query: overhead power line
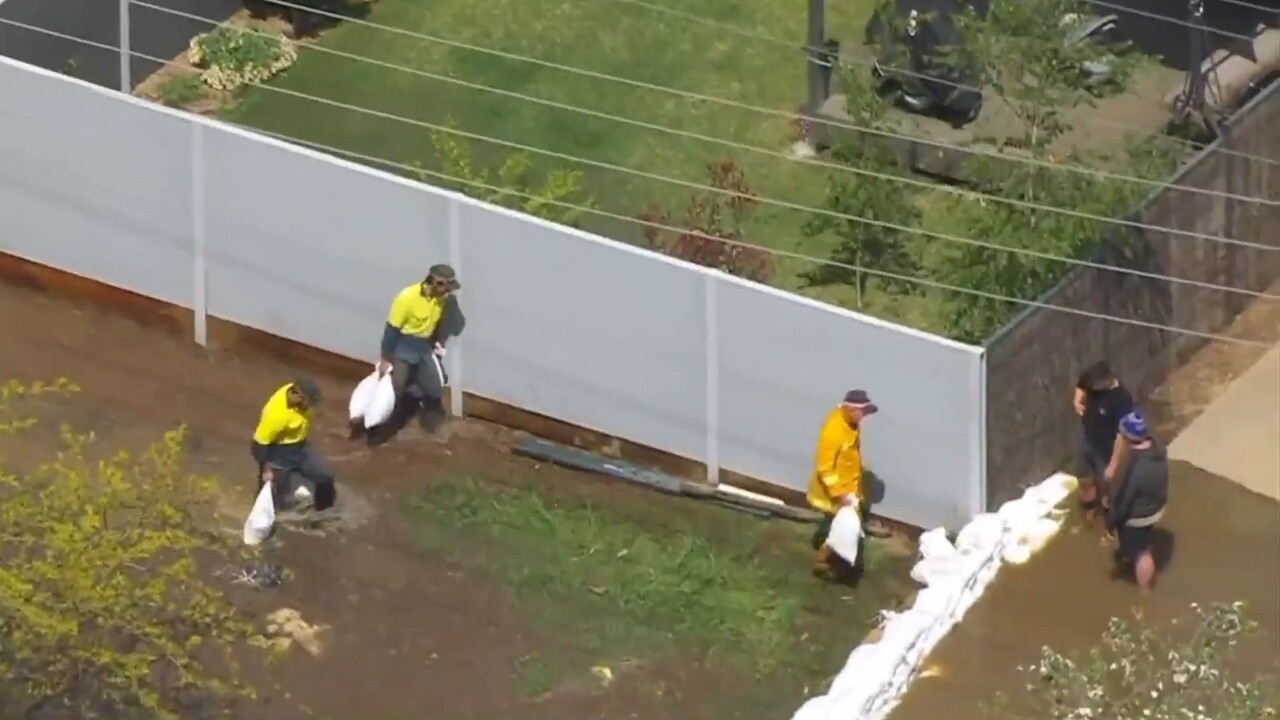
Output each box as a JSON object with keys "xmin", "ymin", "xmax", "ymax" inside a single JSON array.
[
  {"xmin": 131, "ymin": 0, "xmax": 1280, "ymax": 221},
  {"xmin": 130, "ymin": 0, "xmax": 1280, "ymax": 175}
]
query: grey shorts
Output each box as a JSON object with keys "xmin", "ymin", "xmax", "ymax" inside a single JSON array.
[{"xmin": 1073, "ymin": 436, "xmax": 1111, "ymax": 485}]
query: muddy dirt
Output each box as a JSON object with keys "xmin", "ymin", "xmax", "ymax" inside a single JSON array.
[
  {"xmin": 890, "ymin": 284, "xmax": 1280, "ymax": 720},
  {"xmin": 0, "ymin": 281, "xmax": 915, "ymax": 720}
]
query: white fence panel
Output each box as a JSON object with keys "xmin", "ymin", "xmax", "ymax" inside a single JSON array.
[
  {"xmin": 0, "ymin": 59, "xmax": 193, "ymax": 307},
  {"xmin": 716, "ymin": 276, "xmax": 983, "ymax": 529},
  {"xmin": 456, "ymin": 199, "xmax": 708, "ymax": 461},
  {"xmin": 201, "ymin": 124, "xmax": 451, "ymax": 362}
]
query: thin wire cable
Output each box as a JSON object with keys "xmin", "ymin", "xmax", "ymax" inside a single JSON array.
[
  {"xmin": 129, "ymin": 1, "xmax": 1280, "ymax": 216},
  {"xmin": 8, "ymin": 15, "xmax": 1280, "ymax": 301},
  {"xmin": 129, "ymin": 0, "xmax": 1280, "ymax": 174},
  {"xmin": 233, "ymin": 127, "xmax": 1280, "ymax": 348},
  {"xmin": 0, "ymin": 16, "xmax": 1272, "ymax": 346},
  {"xmin": 121, "ymin": 46, "xmax": 1280, "ymax": 254}
]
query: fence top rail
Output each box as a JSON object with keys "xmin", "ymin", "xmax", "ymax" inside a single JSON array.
[{"xmin": 0, "ymin": 54, "xmax": 980, "ymax": 353}]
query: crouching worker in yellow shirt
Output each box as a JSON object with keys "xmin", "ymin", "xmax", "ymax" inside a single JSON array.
[
  {"xmin": 371, "ymin": 264, "xmax": 465, "ymax": 435},
  {"xmin": 808, "ymin": 389, "xmax": 878, "ymax": 582},
  {"xmin": 251, "ymin": 377, "xmax": 336, "ymax": 513}
]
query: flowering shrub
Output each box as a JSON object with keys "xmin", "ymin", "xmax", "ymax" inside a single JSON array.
[
  {"xmin": 996, "ymin": 602, "xmax": 1277, "ymax": 720},
  {"xmin": 187, "ymin": 26, "xmax": 297, "ymax": 92}
]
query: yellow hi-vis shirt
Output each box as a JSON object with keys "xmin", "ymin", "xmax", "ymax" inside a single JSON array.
[
  {"xmin": 807, "ymin": 407, "xmax": 864, "ymax": 513},
  {"xmin": 388, "ymin": 283, "xmax": 445, "ymax": 339},
  {"xmin": 252, "ymin": 383, "xmax": 312, "ymax": 446}
]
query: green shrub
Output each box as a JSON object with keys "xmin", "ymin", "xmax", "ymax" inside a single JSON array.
[{"xmin": 187, "ymin": 25, "xmax": 298, "ymax": 92}]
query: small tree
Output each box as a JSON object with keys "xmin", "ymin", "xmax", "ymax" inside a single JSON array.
[
  {"xmin": 637, "ymin": 158, "xmax": 773, "ymax": 283},
  {"xmin": 421, "ymin": 117, "xmax": 593, "ymax": 228},
  {"xmin": 0, "ymin": 379, "xmax": 262, "ymax": 719},
  {"xmin": 802, "ymin": 72, "xmax": 922, "ymax": 306},
  {"xmin": 990, "ymin": 602, "xmax": 1278, "ymax": 720}
]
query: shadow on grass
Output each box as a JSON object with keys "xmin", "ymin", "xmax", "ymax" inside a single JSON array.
[{"xmin": 405, "ymin": 475, "xmax": 917, "ymax": 712}]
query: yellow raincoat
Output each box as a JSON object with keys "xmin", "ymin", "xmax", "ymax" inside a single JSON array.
[{"xmin": 807, "ymin": 407, "xmax": 864, "ymax": 513}]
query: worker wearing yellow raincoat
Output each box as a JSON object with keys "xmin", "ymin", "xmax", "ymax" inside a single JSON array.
[{"xmin": 807, "ymin": 389, "xmax": 878, "ymax": 580}]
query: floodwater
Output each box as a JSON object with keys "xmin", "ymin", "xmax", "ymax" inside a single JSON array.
[{"xmin": 891, "ymin": 461, "xmax": 1280, "ymax": 719}]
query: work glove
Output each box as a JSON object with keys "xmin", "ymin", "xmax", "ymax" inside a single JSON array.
[{"xmin": 433, "ymin": 343, "xmax": 447, "ymax": 359}]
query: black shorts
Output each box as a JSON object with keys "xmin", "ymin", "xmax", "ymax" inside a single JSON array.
[
  {"xmin": 1117, "ymin": 524, "xmax": 1155, "ymax": 562},
  {"xmin": 1073, "ymin": 435, "xmax": 1112, "ymax": 485},
  {"xmin": 811, "ymin": 512, "xmax": 835, "ymax": 550}
]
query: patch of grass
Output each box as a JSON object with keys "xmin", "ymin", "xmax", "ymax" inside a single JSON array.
[
  {"xmin": 409, "ymin": 477, "xmax": 805, "ymax": 669},
  {"xmin": 513, "ymin": 653, "xmax": 559, "ymax": 698},
  {"xmin": 220, "ymin": 0, "xmax": 885, "ymax": 304},
  {"xmin": 408, "ymin": 475, "xmax": 914, "ymax": 682},
  {"xmin": 155, "ymin": 73, "xmax": 209, "ymax": 108}
]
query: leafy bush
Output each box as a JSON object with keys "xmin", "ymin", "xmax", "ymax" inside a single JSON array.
[
  {"xmin": 418, "ymin": 117, "xmax": 592, "ymax": 227},
  {"xmin": 188, "ymin": 25, "xmax": 298, "ymax": 92},
  {"xmin": 991, "ymin": 602, "xmax": 1278, "ymax": 720},
  {"xmin": 637, "ymin": 158, "xmax": 773, "ymax": 283},
  {"xmin": 0, "ymin": 379, "xmax": 262, "ymax": 718}
]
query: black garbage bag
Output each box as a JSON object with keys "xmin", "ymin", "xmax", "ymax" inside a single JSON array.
[{"xmin": 865, "ymin": 0, "xmax": 988, "ymax": 125}]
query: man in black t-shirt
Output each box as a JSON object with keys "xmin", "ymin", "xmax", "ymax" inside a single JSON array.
[{"xmin": 1072, "ymin": 361, "xmax": 1134, "ymax": 522}]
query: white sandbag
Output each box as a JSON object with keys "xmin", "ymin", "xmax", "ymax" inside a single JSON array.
[
  {"xmin": 917, "ymin": 527, "xmax": 956, "ymax": 560},
  {"xmin": 827, "ymin": 505, "xmax": 864, "ymax": 565},
  {"xmin": 348, "ymin": 369, "xmax": 380, "ymax": 421},
  {"xmin": 363, "ymin": 372, "xmax": 397, "ymax": 429},
  {"xmin": 243, "ymin": 481, "xmax": 276, "ymax": 546},
  {"xmin": 954, "ymin": 513, "xmax": 1004, "ymax": 555}
]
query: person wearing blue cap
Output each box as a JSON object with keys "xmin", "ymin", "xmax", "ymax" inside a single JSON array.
[{"xmin": 1106, "ymin": 410, "xmax": 1168, "ymax": 593}]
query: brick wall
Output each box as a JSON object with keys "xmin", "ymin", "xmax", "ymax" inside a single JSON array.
[{"xmin": 983, "ymin": 84, "xmax": 1280, "ymax": 508}]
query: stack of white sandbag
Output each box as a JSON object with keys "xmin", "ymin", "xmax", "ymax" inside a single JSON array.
[
  {"xmin": 348, "ymin": 364, "xmax": 397, "ymax": 429},
  {"xmin": 788, "ymin": 472, "xmax": 1077, "ymax": 720}
]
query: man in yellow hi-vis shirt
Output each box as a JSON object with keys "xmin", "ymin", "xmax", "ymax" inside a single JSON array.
[
  {"xmin": 251, "ymin": 377, "xmax": 336, "ymax": 512},
  {"xmin": 372, "ymin": 264, "xmax": 466, "ymax": 435},
  {"xmin": 808, "ymin": 389, "xmax": 879, "ymax": 581}
]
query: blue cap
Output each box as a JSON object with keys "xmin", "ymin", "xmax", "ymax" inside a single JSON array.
[{"xmin": 1119, "ymin": 410, "xmax": 1149, "ymax": 439}]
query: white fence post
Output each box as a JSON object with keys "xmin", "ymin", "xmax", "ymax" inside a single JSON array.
[
  {"xmin": 191, "ymin": 122, "xmax": 208, "ymax": 347},
  {"xmin": 446, "ymin": 196, "xmax": 464, "ymax": 417},
  {"xmin": 118, "ymin": 0, "xmax": 131, "ymax": 92},
  {"xmin": 704, "ymin": 271, "xmax": 720, "ymax": 486}
]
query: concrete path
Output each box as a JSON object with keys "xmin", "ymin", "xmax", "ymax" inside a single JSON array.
[{"xmin": 1169, "ymin": 346, "xmax": 1280, "ymax": 501}]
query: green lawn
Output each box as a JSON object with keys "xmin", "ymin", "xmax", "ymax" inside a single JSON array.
[
  {"xmin": 406, "ymin": 474, "xmax": 916, "ymax": 716},
  {"xmin": 222, "ymin": 0, "xmax": 883, "ymax": 292}
]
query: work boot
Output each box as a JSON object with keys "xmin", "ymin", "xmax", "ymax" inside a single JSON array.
[
  {"xmin": 812, "ymin": 546, "xmax": 836, "ymax": 581},
  {"xmin": 417, "ymin": 399, "xmax": 447, "ymax": 435}
]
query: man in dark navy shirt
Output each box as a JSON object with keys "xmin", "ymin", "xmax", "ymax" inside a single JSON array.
[{"xmin": 1072, "ymin": 361, "xmax": 1134, "ymax": 523}]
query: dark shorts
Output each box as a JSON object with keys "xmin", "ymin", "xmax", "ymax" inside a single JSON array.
[
  {"xmin": 811, "ymin": 512, "xmax": 835, "ymax": 550},
  {"xmin": 1117, "ymin": 523, "xmax": 1155, "ymax": 562},
  {"xmin": 1073, "ymin": 435, "xmax": 1112, "ymax": 485}
]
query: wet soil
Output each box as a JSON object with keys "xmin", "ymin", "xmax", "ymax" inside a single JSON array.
[{"xmin": 0, "ymin": 281, "xmax": 915, "ymax": 720}]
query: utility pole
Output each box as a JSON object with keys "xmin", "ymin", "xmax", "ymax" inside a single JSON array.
[{"xmin": 806, "ymin": 0, "xmax": 826, "ymax": 114}]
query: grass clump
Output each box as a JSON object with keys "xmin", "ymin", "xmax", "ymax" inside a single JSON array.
[{"xmin": 408, "ymin": 476, "xmax": 805, "ymax": 670}]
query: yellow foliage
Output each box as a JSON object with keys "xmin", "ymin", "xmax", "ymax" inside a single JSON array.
[{"xmin": 0, "ymin": 379, "xmax": 262, "ymax": 718}]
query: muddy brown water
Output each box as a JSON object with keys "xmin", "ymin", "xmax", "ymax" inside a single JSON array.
[{"xmin": 891, "ymin": 461, "xmax": 1280, "ymax": 719}]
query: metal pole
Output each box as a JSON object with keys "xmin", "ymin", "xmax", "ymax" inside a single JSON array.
[
  {"xmin": 806, "ymin": 0, "xmax": 826, "ymax": 113},
  {"xmin": 191, "ymin": 123, "xmax": 208, "ymax": 347},
  {"xmin": 703, "ymin": 271, "xmax": 720, "ymax": 486},
  {"xmin": 118, "ymin": 0, "xmax": 131, "ymax": 92},
  {"xmin": 446, "ymin": 197, "xmax": 464, "ymax": 418}
]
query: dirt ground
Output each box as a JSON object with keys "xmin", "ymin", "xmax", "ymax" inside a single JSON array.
[{"xmin": 0, "ymin": 280, "xmax": 916, "ymax": 720}]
